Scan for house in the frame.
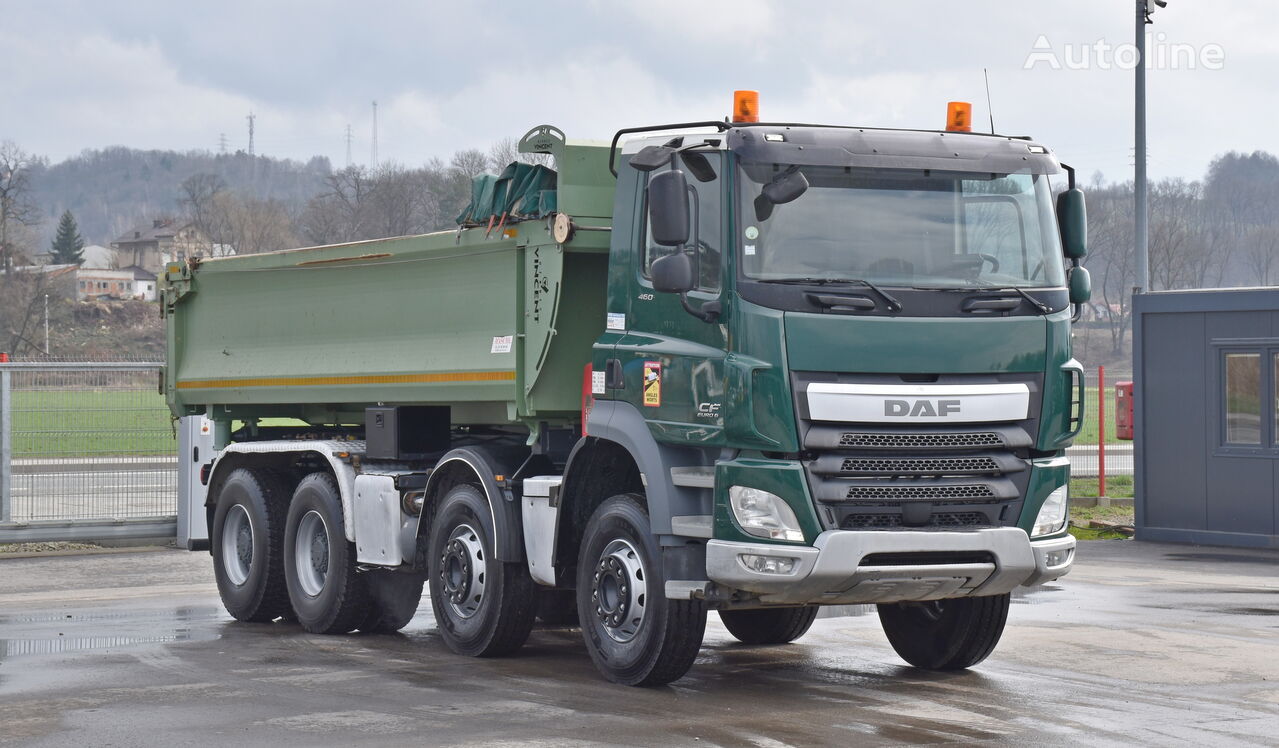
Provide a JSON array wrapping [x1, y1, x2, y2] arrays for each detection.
[[111, 218, 211, 273], [74, 265, 158, 301]]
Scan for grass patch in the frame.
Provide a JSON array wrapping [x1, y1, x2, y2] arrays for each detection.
[[10, 389, 176, 458], [1075, 386, 1127, 445], [1070, 475, 1133, 499], [1068, 525, 1131, 541], [1071, 503, 1134, 525]]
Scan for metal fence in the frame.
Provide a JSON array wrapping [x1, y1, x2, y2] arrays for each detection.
[[1065, 367, 1134, 484], [0, 361, 176, 542]]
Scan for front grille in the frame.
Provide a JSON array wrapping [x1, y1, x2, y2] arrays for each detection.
[[841, 511, 989, 529], [839, 456, 1000, 475], [838, 431, 1003, 449], [795, 372, 1042, 532], [845, 484, 996, 501]]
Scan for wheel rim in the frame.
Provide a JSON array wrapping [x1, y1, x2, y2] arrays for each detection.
[[294, 510, 330, 597], [221, 504, 254, 586], [591, 538, 647, 643], [438, 523, 486, 619]]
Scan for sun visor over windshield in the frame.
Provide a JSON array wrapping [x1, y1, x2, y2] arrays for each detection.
[[727, 127, 1062, 176]]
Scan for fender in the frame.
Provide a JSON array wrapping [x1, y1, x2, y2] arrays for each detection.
[[205, 440, 359, 541], [581, 400, 713, 536], [417, 446, 527, 563]]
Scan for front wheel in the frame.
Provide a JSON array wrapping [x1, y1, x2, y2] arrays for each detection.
[[719, 606, 819, 645], [427, 484, 536, 656], [576, 494, 706, 686], [877, 593, 1010, 670]]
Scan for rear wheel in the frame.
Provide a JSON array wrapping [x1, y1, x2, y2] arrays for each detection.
[[536, 589, 579, 626], [719, 606, 819, 645], [427, 484, 536, 656], [210, 468, 291, 622], [877, 593, 1010, 670], [283, 472, 369, 634], [359, 570, 425, 633], [576, 494, 706, 686]]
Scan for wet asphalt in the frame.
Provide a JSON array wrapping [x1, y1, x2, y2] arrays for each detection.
[[0, 540, 1277, 746]]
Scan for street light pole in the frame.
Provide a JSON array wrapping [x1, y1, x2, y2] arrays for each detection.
[[1134, 0, 1150, 295]]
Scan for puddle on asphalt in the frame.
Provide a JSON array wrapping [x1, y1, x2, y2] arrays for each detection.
[[0, 606, 223, 659]]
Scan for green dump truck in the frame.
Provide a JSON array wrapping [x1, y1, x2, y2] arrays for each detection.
[[165, 100, 1089, 686]]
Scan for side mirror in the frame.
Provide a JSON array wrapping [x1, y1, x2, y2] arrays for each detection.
[[650, 251, 696, 294], [1069, 265, 1091, 305], [1057, 188, 1087, 260], [754, 166, 809, 221], [630, 145, 676, 172], [647, 170, 690, 247]]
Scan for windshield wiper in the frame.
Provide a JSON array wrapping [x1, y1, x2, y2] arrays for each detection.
[[918, 283, 1051, 314], [758, 277, 902, 311], [1007, 286, 1051, 314]]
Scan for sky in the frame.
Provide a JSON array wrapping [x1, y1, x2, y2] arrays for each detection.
[[1, 0, 1274, 183]]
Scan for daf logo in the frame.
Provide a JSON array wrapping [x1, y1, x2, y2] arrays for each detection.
[[885, 399, 962, 417]]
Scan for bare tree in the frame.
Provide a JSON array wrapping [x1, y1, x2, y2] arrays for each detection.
[[0, 142, 43, 275], [179, 173, 229, 253], [1086, 183, 1137, 354], [214, 192, 296, 255], [1148, 178, 1206, 290]]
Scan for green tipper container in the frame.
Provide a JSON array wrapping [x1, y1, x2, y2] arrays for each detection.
[[163, 126, 614, 430]]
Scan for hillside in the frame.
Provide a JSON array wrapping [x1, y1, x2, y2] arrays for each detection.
[[29, 148, 331, 247]]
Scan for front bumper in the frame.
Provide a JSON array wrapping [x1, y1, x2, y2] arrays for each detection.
[[704, 527, 1074, 605]]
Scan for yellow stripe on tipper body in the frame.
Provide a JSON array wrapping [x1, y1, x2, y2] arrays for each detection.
[[175, 370, 516, 390]]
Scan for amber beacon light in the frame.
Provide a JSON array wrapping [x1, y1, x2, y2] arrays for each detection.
[[733, 90, 760, 123], [946, 101, 973, 132]]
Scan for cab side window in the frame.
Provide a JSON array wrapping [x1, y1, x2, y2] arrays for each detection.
[[642, 153, 722, 292]]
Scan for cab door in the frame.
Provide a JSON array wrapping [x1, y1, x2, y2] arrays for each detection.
[[613, 153, 728, 446]]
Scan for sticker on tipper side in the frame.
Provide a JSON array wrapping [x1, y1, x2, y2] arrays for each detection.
[[643, 361, 662, 407], [606, 312, 626, 331], [490, 335, 514, 354], [591, 370, 606, 395]]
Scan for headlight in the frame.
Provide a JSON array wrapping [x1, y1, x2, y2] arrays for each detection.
[[729, 485, 804, 542], [1032, 484, 1069, 537]]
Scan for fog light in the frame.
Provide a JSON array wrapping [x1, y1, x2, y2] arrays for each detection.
[[1032, 485, 1069, 537], [739, 554, 797, 575], [1044, 548, 1072, 567]]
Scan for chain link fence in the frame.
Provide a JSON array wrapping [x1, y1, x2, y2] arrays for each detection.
[[0, 361, 176, 542], [1065, 367, 1134, 487]]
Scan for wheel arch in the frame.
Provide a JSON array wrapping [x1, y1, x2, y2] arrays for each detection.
[[205, 442, 352, 540], [415, 446, 528, 563]]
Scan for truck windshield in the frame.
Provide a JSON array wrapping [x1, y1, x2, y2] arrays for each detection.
[[737, 164, 1067, 289]]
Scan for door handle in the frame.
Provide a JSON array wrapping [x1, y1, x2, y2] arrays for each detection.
[[605, 359, 625, 389]]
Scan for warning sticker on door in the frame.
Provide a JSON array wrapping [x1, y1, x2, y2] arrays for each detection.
[[490, 335, 514, 354], [643, 361, 662, 407]]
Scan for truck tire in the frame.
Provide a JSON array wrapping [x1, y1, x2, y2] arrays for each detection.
[[427, 484, 536, 656], [536, 588, 579, 626], [359, 570, 425, 633], [576, 494, 706, 687], [877, 593, 1010, 670], [283, 472, 370, 634], [210, 467, 292, 623], [719, 606, 819, 645]]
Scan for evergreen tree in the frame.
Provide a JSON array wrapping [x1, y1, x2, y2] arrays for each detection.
[[49, 209, 84, 265]]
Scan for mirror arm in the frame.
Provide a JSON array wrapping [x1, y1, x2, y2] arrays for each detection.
[[680, 294, 721, 324], [1062, 162, 1076, 190], [1069, 257, 1084, 322]]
